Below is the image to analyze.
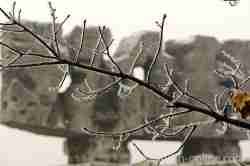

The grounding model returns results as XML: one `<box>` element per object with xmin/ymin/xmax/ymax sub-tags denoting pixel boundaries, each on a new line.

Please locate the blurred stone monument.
<box><xmin>164</xmin><ymin>36</ymin><xmax>250</xmax><ymax>163</ymax></box>
<box><xmin>1</xmin><ymin>21</ymin><xmax>65</xmax><ymax>131</ymax></box>
<box><xmin>1</xmin><ymin>21</ymin><xmax>250</xmax><ymax>165</ymax></box>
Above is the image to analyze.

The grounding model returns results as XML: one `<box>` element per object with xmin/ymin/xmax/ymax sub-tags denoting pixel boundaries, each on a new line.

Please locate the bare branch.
<box><xmin>82</xmin><ymin>109</ymin><xmax>192</xmax><ymax>137</ymax></box>
<box><xmin>117</xmin><ymin>81</ymin><xmax>138</xmax><ymax>98</ymax></box>
<box><xmin>145</xmin><ymin>115</ymin><xmax>214</xmax><ymax>140</ymax></box>
<box><xmin>164</xmin><ymin>63</ymin><xmax>214</xmax><ymax>112</ymax></box>
<box><xmin>132</xmin><ymin>125</ymin><xmax>197</xmax><ymax>164</ymax></box>
<box><xmin>132</xmin><ymin>142</ymin><xmax>156</xmax><ymax>161</ymax></box>
<box><xmin>112</xmin><ymin>134</ymin><xmax>130</xmax><ymax>151</ymax></box>
<box><xmin>0</xmin><ymin>41</ymin><xmax>57</xmax><ymax>60</ymax></box>
<box><xmin>129</xmin><ymin>42</ymin><xmax>144</xmax><ymax>75</ymax></box>
<box><xmin>240</xmin><ymin>76</ymin><xmax>250</xmax><ymax>89</ymax></box>
<box><xmin>73</xmin><ymin>78</ymin><xmax>122</xmax><ymax>101</ymax></box>
<box><xmin>214</xmin><ymin>94</ymin><xmax>222</xmax><ymax>113</ymax></box>
<box><xmin>48</xmin><ymin>1</ymin><xmax>61</xmax><ymax>58</ymax></box>
<box><xmin>18</xmin><ymin>9</ymin><xmax>21</xmax><ymax>22</ymax></box>
<box><xmin>11</xmin><ymin>1</ymin><xmax>16</xmax><ymax>19</ymax></box>
<box><xmin>0</xmin><ymin>61</ymin><xmax>62</xmax><ymax>70</ymax></box>
<box><xmin>74</xmin><ymin>19</ymin><xmax>87</xmax><ymax>63</ymax></box>
<box><xmin>90</xmin><ymin>34</ymin><xmax>102</xmax><ymax>66</ymax></box>
<box><xmin>0</xmin><ymin>7</ymin><xmax>12</xmax><ymax>19</ymax></box>
<box><xmin>98</xmin><ymin>26</ymin><xmax>122</xmax><ymax>73</ymax></box>
<box><xmin>55</xmin><ymin>14</ymin><xmax>71</xmax><ymax>34</ymax></box>
<box><xmin>0</xmin><ymin>26</ymin><xmax>24</xmax><ymax>32</ymax></box>
<box><xmin>159</xmin><ymin>125</ymin><xmax>197</xmax><ymax>161</ymax></box>
<box><xmin>0</xmin><ymin>23</ymin><xmax>15</xmax><ymax>26</ymax></box>
<box><xmin>57</xmin><ymin>65</ymin><xmax>71</xmax><ymax>93</ymax></box>
<box><xmin>146</xmin><ymin>14</ymin><xmax>166</xmax><ymax>83</ymax></box>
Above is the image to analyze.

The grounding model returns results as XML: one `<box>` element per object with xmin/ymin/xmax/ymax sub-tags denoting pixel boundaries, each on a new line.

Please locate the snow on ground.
<box><xmin>0</xmin><ymin>125</ymin><xmax>67</xmax><ymax>166</ymax></box>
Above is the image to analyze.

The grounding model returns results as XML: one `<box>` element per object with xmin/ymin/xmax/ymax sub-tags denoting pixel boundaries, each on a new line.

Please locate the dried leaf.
<box><xmin>229</xmin><ymin>88</ymin><xmax>250</xmax><ymax>119</ymax></box>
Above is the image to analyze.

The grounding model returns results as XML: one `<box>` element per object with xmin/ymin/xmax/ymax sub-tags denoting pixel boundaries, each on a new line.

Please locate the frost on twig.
<box><xmin>215</xmin><ymin>121</ymin><xmax>228</xmax><ymax>135</ymax></box>
<box><xmin>214</xmin><ymin>50</ymin><xmax>250</xmax><ymax>120</ymax></box>
<box><xmin>112</xmin><ymin>134</ymin><xmax>130</xmax><ymax>151</ymax></box>
<box><xmin>214</xmin><ymin>50</ymin><xmax>246</xmax><ymax>113</ymax></box>
<box><xmin>117</xmin><ymin>81</ymin><xmax>138</xmax><ymax>98</ymax></box>
<box><xmin>132</xmin><ymin>125</ymin><xmax>197</xmax><ymax>165</ymax></box>
<box><xmin>72</xmin><ymin>78</ymin><xmax>122</xmax><ymax>102</ymax></box>
<box><xmin>146</xmin><ymin>14</ymin><xmax>166</xmax><ymax>84</ymax></box>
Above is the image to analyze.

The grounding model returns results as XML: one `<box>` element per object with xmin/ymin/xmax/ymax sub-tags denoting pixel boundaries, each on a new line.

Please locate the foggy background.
<box><xmin>1</xmin><ymin>0</ymin><xmax>250</xmax><ymax>165</ymax></box>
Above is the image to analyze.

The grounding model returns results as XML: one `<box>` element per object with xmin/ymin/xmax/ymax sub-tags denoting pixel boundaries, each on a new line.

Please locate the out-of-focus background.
<box><xmin>1</xmin><ymin>0</ymin><xmax>250</xmax><ymax>166</ymax></box>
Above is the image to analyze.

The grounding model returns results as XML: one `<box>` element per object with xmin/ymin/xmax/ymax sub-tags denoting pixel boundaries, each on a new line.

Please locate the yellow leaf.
<box><xmin>229</xmin><ymin>88</ymin><xmax>250</xmax><ymax>119</ymax></box>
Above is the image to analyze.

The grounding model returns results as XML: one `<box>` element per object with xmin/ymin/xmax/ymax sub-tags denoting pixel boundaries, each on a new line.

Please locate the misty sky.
<box><xmin>1</xmin><ymin>0</ymin><xmax>250</xmax><ymax>51</ymax></box>
<box><xmin>1</xmin><ymin>0</ymin><xmax>250</xmax><ymax>166</ymax></box>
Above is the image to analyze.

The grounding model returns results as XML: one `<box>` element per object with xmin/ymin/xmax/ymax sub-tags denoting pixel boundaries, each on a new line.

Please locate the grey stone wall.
<box><xmin>1</xmin><ymin>21</ymin><xmax>64</xmax><ymax>128</ymax></box>
<box><xmin>2</xmin><ymin>20</ymin><xmax>250</xmax><ymax>165</ymax></box>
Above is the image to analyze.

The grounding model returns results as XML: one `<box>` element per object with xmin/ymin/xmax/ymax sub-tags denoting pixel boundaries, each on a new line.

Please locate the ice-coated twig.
<box><xmin>74</xmin><ymin>19</ymin><xmax>87</xmax><ymax>63</ymax></box>
<box><xmin>240</xmin><ymin>76</ymin><xmax>250</xmax><ymax>89</ymax></box>
<box><xmin>164</xmin><ymin>63</ymin><xmax>214</xmax><ymax>112</ymax></box>
<box><xmin>90</xmin><ymin>34</ymin><xmax>102</xmax><ymax>66</ymax></box>
<box><xmin>72</xmin><ymin>78</ymin><xmax>122</xmax><ymax>102</ymax></box>
<box><xmin>98</xmin><ymin>26</ymin><xmax>122</xmax><ymax>73</ymax></box>
<box><xmin>82</xmin><ymin>109</ymin><xmax>192</xmax><ymax>137</ymax></box>
<box><xmin>146</xmin><ymin>14</ymin><xmax>166</xmax><ymax>84</ymax></box>
<box><xmin>55</xmin><ymin>14</ymin><xmax>71</xmax><ymax>34</ymax></box>
<box><xmin>48</xmin><ymin>1</ymin><xmax>61</xmax><ymax>58</ymax></box>
<box><xmin>129</xmin><ymin>42</ymin><xmax>144</xmax><ymax>75</ymax></box>
<box><xmin>215</xmin><ymin>121</ymin><xmax>228</xmax><ymax>135</ymax></box>
<box><xmin>132</xmin><ymin>125</ymin><xmax>197</xmax><ymax>164</ymax></box>
<box><xmin>117</xmin><ymin>81</ymin><xmax>138</xmax><ymax>98</ymax></box>
<box><xmin>112</xmin><ymin>134</ymin><xmax>130</xmax><ymax>151</ymax></box>
<box><xmin>158</xmin><ymin>125</ymin><xmax>196</xmax><ymax>162</ymax></box>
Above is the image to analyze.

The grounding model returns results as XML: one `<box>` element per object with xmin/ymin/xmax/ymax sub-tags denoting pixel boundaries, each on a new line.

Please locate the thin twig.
<box><xmin>240</xmin><ymin>76</ymin><xmax>250</xmax><ymax>89</ymax></box>
<box><xmin>5</xmin><ymin>54</ymin><xmax>22</xmax><ymax>66</ymax></box>
<box><xmin>147</xmin><ymin>124</ymin><xmax>187</xmax><ymax>139</ymax></box>
<box><xmin>11</xmin><ymin>1</ymin><xmax>16</xmax><ymax>19</ymax></box>
<box><xmin>0</xmin><ymin>27</ymin><xmax>24</xmax><ymax>32</ymax></box>
<box><xmin>0</xmin><ymin>7</ymin><xmax>59</xmax><ymax>57</ymax></box>
<box><xmin>0</xmin><ymin>41</ymin><xmax>58</xmax><ymax>60</ymax></box>
<box><xmin>18</xmin><ymin>9</ymin><xmax>21</xmax><ymax>22</ymax></box>
<box><xmin>146</xmin><ymin>14</ymin><xmax>166</xmax><ymax>83</ymax></box>
<box><xmin>132</xmin><ymin>125</ymin><xmax>197</xmax><ymax>164</ymax></box>
<box><xmin>77</xmin><ymin>78</ymin><xmax>122</xmax><ymax>96</ymax></box>
<box><xmin>0</xmin><ymin>23</ymin><xmax>14</xmax><ymax>26</ymax></box>
<box><xmin>164</xmin><ymin>63</ymin><xmax>214</xmax><ymax>112</ymax></box>
<box><xmin>98</xmin><ymin>26</ymin><xmax>122</xmax><ymax>73</ymax></box>
<box><xmin>74</xmin><ymin>19</ymin><xmax>86</xmax><ymax>63</ymax></box>
<box><xmin>159</xmin><ymin>125</ymin><xmax>197</xmax><ymax>162</ymax></box>
<box><xmin>72</xmin><ymin>78</ymin><xmax>122</xmax><ymax>102</ymax></box>
<box><xmin>129</xmin><ymin>42</ymin><xmax>144</xmax><ymax>75</ymax></box>
<box><xmin>132</xmin><ymin>142</ymin><xmax>157</xmax><ymax>161</ymax></box>
<box><xmin>55</xmin><ymin>14</ymin><xmax>71</xmax><ymax>34</ymax></box>
<box><xmin>0</xmin><ymin>61</ymin><xmax>62</xmax><ymax>70</ymax></box>
<box><xmin>90</xmin><ymin>38</ymin><xmax>114</xmax><ymax>66</ymax></box>
<box><xmin>145</xmin><ymin>116</ymin><xmax>213</xmax><ymax>139</ymax></box>
<box><xmin>82</xmin><ymin>109</ymin><xmax>192</xmax><ymax>137</ymax></box>
<box><xmin>90</xmin><ymin>33</ymin><xmax>102</xmax><ymax>66</ymax></box>
<box><xmin>48</xmin><ymin>1</ymin><xmax>61</xmax><ymax>57</ymax></box>
<box><xmin>56</xmin><ymin>63</ymin><xmax>72</xmax><ymax>94</ymax></box>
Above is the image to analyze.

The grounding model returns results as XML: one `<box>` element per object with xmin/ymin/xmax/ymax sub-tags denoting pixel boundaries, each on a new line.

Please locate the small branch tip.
<box><xmin>163</xmin><ymin>14</ymin><xmax>167</xmax><ymax>19</ymax></box>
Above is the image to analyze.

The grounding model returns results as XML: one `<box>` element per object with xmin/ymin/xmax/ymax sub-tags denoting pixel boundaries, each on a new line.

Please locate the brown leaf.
<box><xmin>229</xmin><ymin>88</ymin><xmax>250</xmax><ymax>119</ymax></box>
